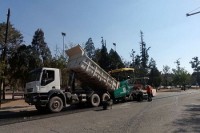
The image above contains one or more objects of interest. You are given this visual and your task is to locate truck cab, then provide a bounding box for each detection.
[24,67,66,113]
[25,68,61,94]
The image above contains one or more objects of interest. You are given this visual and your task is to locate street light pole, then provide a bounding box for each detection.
[113,43,116,52]
[0,9,10,108]
[61,32,66,57]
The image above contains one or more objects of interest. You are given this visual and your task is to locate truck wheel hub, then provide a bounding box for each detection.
[94,97,98,103]
[52,101,60,109]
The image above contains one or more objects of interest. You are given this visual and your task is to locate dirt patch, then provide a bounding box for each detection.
[0,99,29,109]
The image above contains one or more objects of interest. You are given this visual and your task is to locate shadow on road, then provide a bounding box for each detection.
[172,101,200,133]
[0,104,100,126]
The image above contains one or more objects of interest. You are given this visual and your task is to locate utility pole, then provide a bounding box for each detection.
[0,8,10,108]
[61,32,66,57]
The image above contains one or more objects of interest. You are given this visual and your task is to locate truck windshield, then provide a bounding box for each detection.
[27,68,42,82]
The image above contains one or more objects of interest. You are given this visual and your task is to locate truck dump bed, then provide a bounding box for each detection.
[66,45,119,92]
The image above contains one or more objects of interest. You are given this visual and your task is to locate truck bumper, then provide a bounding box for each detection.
[24,93,48,106]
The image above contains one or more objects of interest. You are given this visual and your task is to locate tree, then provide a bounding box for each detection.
[130,49,136,67]
[140,31,150,70]
[162,65,171,87]
[190,57,200,72]
[32,29,52,67]
[98,37,110,71]
[0,22,23,99]
[84,38,95,59]
[8,45,35,89]
[0,22,23,56]
[172,59,191,86]
[132,31,151,77]
[172,67,191,86]
[148,58,161,88]
[109,48,124,70]
[190,57,200,85]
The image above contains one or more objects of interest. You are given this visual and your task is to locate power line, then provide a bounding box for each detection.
[188,6,200,14]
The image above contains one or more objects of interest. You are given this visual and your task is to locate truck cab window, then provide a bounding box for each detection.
[41,70,55,86]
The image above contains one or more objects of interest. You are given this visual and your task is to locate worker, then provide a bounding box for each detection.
[146,85,152,101]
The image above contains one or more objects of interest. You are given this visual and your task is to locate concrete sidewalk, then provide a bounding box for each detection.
[0,99,35,112]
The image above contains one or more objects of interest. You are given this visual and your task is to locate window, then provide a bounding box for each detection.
[41,70,55,86]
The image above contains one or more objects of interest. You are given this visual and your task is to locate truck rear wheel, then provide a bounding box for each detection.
[90,94,100,107]
[102,93,110,101]
[48,96,63,113]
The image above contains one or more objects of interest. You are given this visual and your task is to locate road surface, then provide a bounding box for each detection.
[0,89,200,133]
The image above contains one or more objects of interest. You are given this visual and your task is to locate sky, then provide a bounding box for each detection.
[1,0,200,73]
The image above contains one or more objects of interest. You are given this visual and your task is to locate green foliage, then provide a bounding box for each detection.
[172,67,191,86]
[147,58,161,87]
[130,31,151,77]
[130,49,135,67]
[8,45,36,88]
[140,31,150,69]
[148,67,161,88]
[190,57,200,85]
[0,22,23,55]
[0,61,6,80]
[108,49,124,70]
[50,56,66,68]
[32,29,52,67]
[92,48,101,63]
[84,38,95,59]
[98,38,110,71]
[190,57,200,72]
[162,65,172,86]
[0,22,24,94]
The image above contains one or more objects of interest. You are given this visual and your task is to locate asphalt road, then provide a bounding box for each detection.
[0,89,200,133]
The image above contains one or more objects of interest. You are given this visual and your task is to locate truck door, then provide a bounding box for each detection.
[41,70,56,92]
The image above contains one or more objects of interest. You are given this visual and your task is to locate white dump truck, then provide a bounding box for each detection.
[24,45,122,113]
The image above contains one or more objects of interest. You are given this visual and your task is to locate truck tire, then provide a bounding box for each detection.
[102,93,110,102]
[48,96,63,113]
[129,94,134,101]
[90,94,100,107]
[137,92,143,102]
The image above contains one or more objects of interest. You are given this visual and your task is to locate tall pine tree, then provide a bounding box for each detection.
[84,38,95,59]
[109,49,124,70]
[98,37,110,71]
[31,29,52,67]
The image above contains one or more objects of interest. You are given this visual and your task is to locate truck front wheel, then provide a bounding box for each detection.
[48,96,63,113]
[90,94,100,107]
